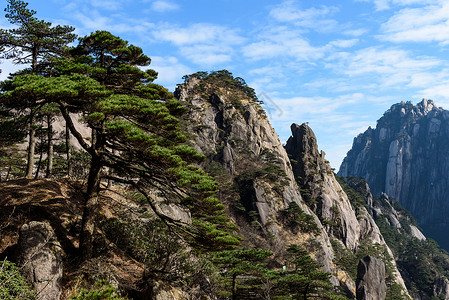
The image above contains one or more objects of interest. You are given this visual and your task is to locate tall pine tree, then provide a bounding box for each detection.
[2,31,240,259]
[0,0,76,177]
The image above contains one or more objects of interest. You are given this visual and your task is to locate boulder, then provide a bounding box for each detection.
[18,221,63,300]
[356,256,386,300]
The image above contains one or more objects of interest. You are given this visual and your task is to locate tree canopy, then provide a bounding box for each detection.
[1,29,240,258]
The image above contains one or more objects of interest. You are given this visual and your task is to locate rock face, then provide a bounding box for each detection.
[175,73,410,297]
[174,75,336,275]
[285,123,360,251]
[18,221,63,300]
[339,99,449,249]
[356,256,387,300]
[285,124,409,295]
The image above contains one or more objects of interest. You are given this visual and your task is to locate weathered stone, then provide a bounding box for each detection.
[356,256,387,300]
[339,99,449,250]
[409,225,426,241]
[175,77,336,276]
[285,123,361,251]
[18,221,63,300]
[146,281,190,300]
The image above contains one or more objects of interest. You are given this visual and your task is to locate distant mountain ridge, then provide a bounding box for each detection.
[339,99,449,250]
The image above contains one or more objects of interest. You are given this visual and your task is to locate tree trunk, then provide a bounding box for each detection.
[34,143,43,179]
[5,165,11,181]
[45,115,53,178]
[66,124,72,177]
[79,154,102,260]
[32,45,38,73]
[232,274,237,300]
[25,121,36,178]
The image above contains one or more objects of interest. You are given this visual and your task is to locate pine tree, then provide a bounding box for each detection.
[2,31,240,258]
[275,245,346,300]
[0,0,76,178]
[211,248,272,300]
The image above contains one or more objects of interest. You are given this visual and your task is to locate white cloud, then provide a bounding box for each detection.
[242,27,325,61]
[153,23,244,46]
[151,1,179,12]
[343,29,368,37]
[149,56,192,91]
[152,23,244,67]
[181,45,232,66]
[355,0,434,11]
[418,82,449,103]
[326,47,442,89]
[71,9,155,35]
[373,0,390,11]
[269,1,339,32]
[328,39,359,48]
[379,2,449,44]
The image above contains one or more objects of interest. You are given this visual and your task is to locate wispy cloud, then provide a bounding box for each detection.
[149,56,192,90]
[355,0,433,11]
[152,23,244,46]
[152,23,245,66]
[269,1,340,32]
[62,0,125,11]
[70,9,155,36]
[242,26,326,61]
[151,1,179,13]
[0,60,27,81]
[325,47,442,90]
[379,2,449,44]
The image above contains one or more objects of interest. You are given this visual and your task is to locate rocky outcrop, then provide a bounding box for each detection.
[285,124,409,295]
[285,123,361,251]
[18,221,64,300]
[339,99,449,250]
[356,256,387,300]
[175,76,336,270]
[145,281,190,300]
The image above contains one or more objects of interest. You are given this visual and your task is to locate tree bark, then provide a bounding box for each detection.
[25,120,36,178]
[45,115,53,178]
[79,154,102,260]
[34,143,43,179]
[232,274,237,300]
[66,124,72,177]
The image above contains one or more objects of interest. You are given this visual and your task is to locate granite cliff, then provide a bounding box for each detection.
[339,99,449,250]
[175,72,411,298]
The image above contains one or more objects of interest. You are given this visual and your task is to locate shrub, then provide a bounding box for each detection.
[70,280,127,300]
[0,259,36,300]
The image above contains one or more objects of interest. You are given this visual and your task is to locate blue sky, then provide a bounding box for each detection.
[2,0,449,170]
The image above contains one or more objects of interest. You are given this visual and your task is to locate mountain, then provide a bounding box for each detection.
[175,71,415,298]
[2,73,449,299]
[339,99,449,250]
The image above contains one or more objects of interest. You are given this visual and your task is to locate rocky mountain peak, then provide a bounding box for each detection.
[416,98,438,115]
[285,123,320,158]
[339,99,449,251]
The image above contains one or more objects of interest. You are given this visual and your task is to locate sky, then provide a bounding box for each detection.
[2,0,449,170]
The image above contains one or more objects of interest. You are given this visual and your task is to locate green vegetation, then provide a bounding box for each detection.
[0,259,36,300]
[183,70,261,104]
[275,245,346,300]
[211,248,272,299]
[331,239,405,299]
[338,175,449,299]
[211,245,346,300]
[70,280,127,300]
[335,176,368,212]
[281,201,320,234]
